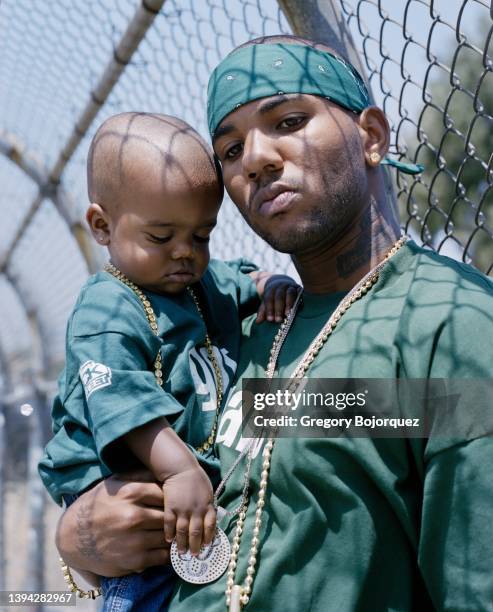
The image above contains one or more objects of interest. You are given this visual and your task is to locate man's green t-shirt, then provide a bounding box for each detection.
[169,241,493,611]
[39,259,259,504]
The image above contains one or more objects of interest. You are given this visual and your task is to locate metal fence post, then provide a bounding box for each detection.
[277,0,371,92]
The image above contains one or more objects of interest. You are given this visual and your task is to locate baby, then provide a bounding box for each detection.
[39,112,298,611]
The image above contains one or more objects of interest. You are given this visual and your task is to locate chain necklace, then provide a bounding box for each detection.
[225,236,407,611]
[104,263,223,453]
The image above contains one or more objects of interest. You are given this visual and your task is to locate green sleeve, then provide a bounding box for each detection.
[418,294,493,608]
[65,279,186,473]
[39,417,110,505]
[419,438,493,610]
[207,258,260,317]
[69,330,183,473]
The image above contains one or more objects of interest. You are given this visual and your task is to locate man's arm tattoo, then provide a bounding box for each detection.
[76,500,102,560]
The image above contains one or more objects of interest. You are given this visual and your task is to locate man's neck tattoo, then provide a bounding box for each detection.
[336,201,395,278]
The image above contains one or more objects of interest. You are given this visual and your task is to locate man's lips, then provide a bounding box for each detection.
[258,189,298,216]
[252,184,299,216]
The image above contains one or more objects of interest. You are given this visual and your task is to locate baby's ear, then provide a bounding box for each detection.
[86,203,111,246]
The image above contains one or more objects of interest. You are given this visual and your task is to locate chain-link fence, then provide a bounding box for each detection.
[339,0,493,273]
[0,0,492,603]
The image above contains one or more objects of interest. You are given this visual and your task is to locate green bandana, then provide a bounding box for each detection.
[207,43,423,175]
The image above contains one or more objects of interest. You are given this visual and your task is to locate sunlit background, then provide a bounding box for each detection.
[0,0,491,606]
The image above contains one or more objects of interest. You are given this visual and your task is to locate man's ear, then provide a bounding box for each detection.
[86,203,111,246]
[357,106,391,169]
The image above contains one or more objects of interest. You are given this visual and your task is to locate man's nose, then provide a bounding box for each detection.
[242,129,283,180]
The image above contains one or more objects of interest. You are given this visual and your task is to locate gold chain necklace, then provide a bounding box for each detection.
[104,263,223,453]
[226,236,407,611]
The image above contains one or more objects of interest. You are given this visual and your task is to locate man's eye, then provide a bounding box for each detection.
[193,234,210,244]
[224,143,243,159]
[147,234,172,244]
[278,116,306,129]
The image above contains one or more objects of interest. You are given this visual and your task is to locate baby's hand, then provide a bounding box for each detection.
[162,466,216,555]
[256,274,301,323]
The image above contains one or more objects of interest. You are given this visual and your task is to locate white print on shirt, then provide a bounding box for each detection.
[216,388,265,459]
[189,346,236,412]
[79,360,112,398]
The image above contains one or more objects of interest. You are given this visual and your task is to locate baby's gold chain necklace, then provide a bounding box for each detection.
[104,263,223,453]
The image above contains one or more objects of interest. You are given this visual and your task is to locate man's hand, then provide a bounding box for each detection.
[162,465,216,555]
[255,273,301,323]
[56,471,169,577]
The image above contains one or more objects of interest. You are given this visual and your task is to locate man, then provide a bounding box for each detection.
[56,35,493,611]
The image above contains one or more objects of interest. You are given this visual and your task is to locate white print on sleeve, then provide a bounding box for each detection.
[79,360,112,398]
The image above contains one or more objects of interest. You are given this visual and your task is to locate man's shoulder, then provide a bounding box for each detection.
[409,241,493,296]
[398,242,493,366]
[405,241,493,309]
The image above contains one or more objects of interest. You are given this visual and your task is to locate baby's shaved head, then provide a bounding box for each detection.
[87,112,222,213]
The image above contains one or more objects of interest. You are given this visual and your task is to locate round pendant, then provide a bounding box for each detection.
[170,527,231,584]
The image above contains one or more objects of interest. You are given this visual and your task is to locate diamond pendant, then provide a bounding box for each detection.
[170,527,231,584]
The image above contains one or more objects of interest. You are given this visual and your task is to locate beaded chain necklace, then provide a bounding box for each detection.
[104,263,223,454]
[226,236,407,611]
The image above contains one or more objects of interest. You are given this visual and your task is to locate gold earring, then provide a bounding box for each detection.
[369,152,381,165]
